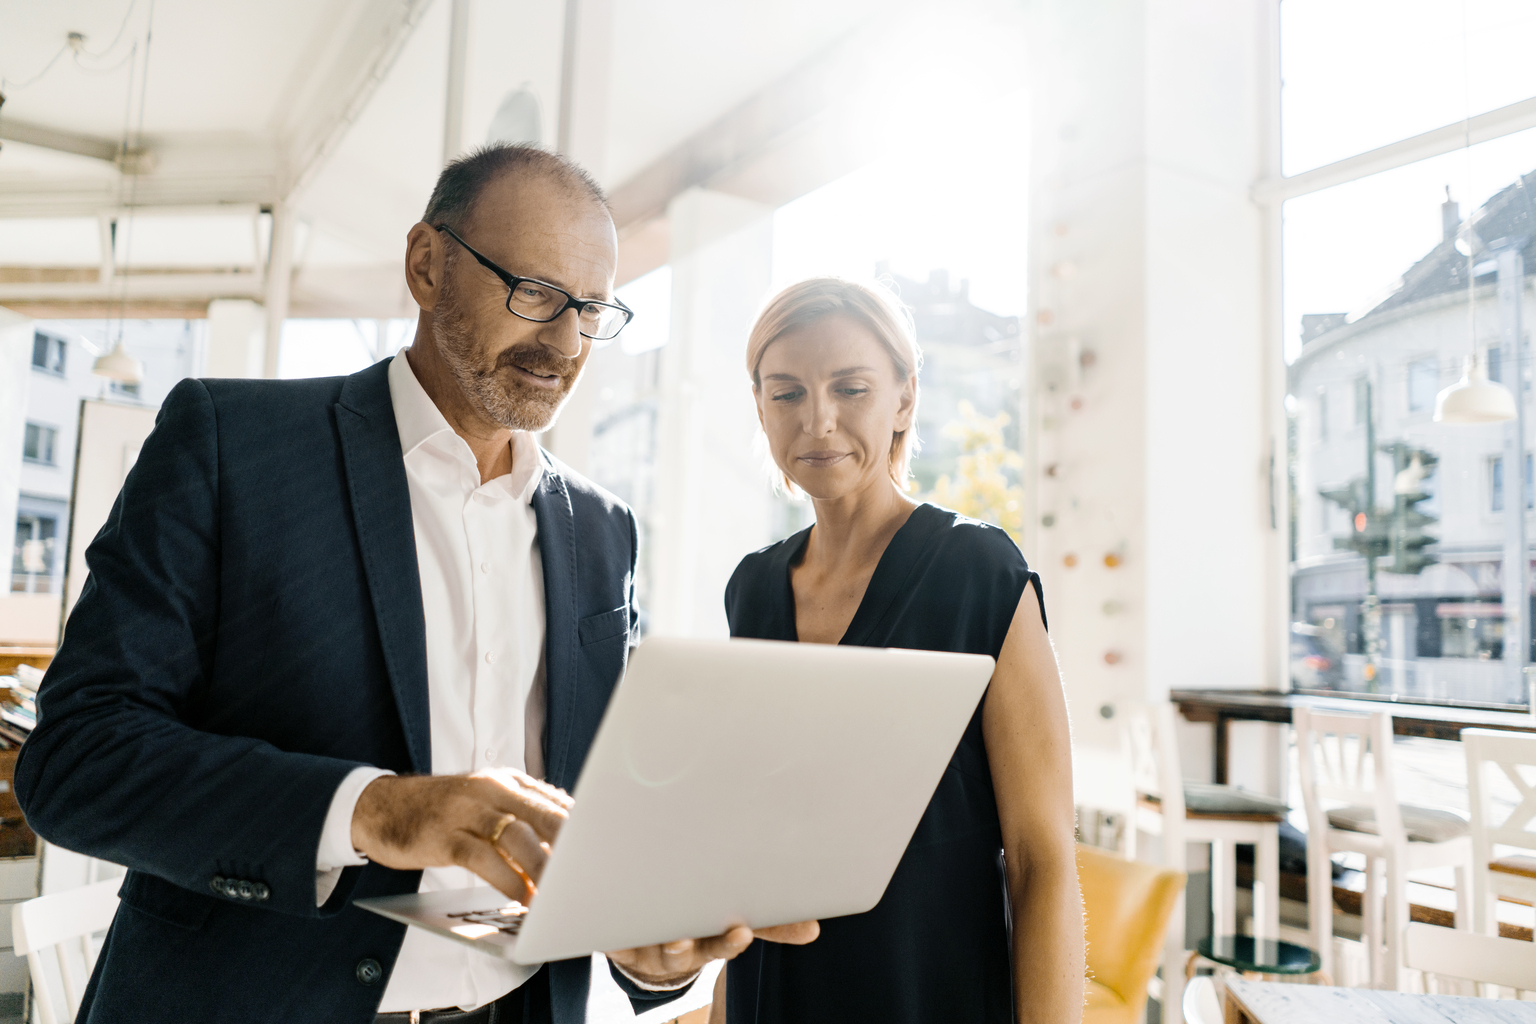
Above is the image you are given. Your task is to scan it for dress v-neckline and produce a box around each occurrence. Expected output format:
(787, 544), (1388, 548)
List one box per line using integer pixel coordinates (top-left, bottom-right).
(779, 503), (945, 646)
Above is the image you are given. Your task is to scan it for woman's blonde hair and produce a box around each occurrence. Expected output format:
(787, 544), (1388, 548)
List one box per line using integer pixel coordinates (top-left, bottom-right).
(746, 277), (923, 492)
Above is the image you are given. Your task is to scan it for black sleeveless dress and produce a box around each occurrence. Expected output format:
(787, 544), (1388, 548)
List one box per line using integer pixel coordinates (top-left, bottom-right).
(722, 503), (1046, 1024)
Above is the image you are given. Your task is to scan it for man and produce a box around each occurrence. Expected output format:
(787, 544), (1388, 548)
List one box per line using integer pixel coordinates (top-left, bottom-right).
(16, 145), (809, 1024)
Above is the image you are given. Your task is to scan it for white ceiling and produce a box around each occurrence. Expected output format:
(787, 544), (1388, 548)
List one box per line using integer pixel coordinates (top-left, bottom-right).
(0, 0), (895, 313)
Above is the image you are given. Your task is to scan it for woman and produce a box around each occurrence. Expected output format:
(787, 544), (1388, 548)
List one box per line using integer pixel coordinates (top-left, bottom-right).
(716, 278), (1083, 1024)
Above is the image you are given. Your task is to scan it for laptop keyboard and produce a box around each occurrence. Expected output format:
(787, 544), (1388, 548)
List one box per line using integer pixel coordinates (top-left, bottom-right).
(447, 904), (528, 936)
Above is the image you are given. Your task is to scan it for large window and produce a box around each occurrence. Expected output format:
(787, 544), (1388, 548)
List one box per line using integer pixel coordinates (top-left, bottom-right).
(1283, 6), (1536, 707)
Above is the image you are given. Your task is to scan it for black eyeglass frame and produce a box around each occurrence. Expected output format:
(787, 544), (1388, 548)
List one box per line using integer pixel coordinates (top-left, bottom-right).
(435, 223), (634, 340)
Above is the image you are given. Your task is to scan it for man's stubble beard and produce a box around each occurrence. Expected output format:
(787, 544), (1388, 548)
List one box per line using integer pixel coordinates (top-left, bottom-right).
(431, 265), (581, 433)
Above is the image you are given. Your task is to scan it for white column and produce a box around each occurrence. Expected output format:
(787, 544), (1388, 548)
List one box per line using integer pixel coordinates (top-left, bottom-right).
(0, 306), (33, 577)
(443, 0), (471, 164)
(206, 299), (267, 379)
(1029, 0), (1271, 753)
(542, 0), (614, 473)
(648, 188), (775, 638)
(262, 201), (295, 380)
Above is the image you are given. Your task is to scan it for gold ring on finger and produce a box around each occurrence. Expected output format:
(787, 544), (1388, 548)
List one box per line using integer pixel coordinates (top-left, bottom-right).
(488, 813), (517, 848)
(495, 845), (538, 899)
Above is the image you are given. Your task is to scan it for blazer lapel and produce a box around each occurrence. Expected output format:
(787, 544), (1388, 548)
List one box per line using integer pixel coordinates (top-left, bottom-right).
(335, 361), (432, 774)
(531, 453), (579, 788)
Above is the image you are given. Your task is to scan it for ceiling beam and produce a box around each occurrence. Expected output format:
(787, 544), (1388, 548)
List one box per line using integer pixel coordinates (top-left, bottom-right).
(607, 25), (883, 233)
(278, 0), (437, 195)
(0, 120), (118, 163)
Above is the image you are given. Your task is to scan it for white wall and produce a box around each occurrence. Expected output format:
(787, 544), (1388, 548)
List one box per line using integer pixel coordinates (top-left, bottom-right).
(648, 188), (777, 637)
(1028, 0), (1274, 762)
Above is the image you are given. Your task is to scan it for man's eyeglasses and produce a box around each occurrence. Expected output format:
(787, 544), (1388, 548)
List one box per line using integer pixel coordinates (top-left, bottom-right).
(436, 224), (633, 341)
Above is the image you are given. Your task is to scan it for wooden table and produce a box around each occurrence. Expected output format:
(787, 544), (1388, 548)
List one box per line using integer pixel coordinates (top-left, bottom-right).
(1172, 689), (1536, 784)
(1224, 977), (1536, 1023)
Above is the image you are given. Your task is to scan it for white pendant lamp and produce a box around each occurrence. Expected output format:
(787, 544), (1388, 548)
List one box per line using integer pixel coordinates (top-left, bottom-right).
(1434, 349), (1515, 423)
(93, 338), (144, 385)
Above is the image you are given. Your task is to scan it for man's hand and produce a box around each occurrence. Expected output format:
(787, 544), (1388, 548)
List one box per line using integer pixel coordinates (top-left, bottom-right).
(607, 921), (820, 989)
(351, 769), (572, 901)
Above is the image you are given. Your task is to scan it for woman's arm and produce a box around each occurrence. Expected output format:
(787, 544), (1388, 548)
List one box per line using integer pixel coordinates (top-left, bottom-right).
(984, 581), (1084, 1023)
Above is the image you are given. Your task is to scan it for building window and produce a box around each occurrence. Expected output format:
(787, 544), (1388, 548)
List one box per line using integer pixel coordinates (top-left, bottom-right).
(1488, 346), (1503, 384)
(110, 380), (141, 399)
(1353, 376), (1369, 426)
(1407, 356), (1439, 412)
(11, 515), (57, 594)
(1489, 454), (1534, 513)
(30, 331), (66, 376)
(1316, 387), (1328, 442)
(22, 423), (57, 465)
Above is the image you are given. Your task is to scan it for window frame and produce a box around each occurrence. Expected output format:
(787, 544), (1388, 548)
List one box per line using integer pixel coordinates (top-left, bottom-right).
(1263, 0), (1536, 704)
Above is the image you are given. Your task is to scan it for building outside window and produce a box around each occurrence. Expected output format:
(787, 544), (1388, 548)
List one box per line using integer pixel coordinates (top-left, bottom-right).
(22, 423), (56, 465)
(1283, 0), (1536, 707)
(1407, 356), (1439, 413)
(30, 331), (65, 375)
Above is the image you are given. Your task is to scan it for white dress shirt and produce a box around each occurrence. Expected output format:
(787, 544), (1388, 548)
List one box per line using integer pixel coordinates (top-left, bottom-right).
(315, 350), (548, 1012)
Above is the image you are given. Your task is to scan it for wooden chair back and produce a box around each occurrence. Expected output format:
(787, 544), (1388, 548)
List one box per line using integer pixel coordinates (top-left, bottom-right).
(1293, 707), (1403, 842)
(1403, 921), (1536, 994)
(1123, 701), (1186, 855)
(1463, 728), (1536, 865)
(11, 876), (122, 1024)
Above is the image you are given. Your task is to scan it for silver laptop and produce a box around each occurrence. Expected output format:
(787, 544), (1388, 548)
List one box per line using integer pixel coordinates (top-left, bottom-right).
(356, 636), (994, 965)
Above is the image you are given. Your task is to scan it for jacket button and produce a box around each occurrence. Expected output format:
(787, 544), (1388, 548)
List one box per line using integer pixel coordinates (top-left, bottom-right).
(356, 958), (383, 986)
(236, 881), (254, 900)
(209, 876), (225, 895)
(253, 883), (270, 901)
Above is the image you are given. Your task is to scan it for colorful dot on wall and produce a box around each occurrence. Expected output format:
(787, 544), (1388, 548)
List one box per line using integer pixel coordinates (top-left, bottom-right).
(1069, 396), (1084, 411)
(1079, 349), (1098, 369)
(1045, 463), (1060, 478)
(1101, 600), (1124, 616)
(1104, 552), (1123, 568)
(1053, 222), (1069, 238)
(1041, 513), (1056, 528)
(1103, 650), (1123, 665)
(1036, 309), (1056, 326)
(1063, 553), (1078, 568)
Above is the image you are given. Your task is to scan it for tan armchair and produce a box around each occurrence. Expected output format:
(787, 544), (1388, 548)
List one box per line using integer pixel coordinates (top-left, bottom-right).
(1079, 843), (1186, 1024)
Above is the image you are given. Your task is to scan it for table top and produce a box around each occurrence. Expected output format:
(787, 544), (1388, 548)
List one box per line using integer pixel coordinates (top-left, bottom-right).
(1224, 977), (1536, 1023)
(1198, 935), (1321, 975)
(1172, 689), (1536, 741)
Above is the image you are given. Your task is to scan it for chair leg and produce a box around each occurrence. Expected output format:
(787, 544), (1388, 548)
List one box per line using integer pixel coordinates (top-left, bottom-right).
(1453, 863), (1470, 932)
(1256, 827), (1279, 942)
(1363, 856), (1380, 988)
(1163, 889), (1187, 1024)
(1307, 839), (1334, 982)
(1384, 853), (1406, 991)
(1212, 839), (1236, 938)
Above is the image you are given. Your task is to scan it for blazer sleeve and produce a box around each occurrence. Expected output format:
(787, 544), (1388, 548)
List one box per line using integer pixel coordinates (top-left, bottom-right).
(14, 378), (366, 919)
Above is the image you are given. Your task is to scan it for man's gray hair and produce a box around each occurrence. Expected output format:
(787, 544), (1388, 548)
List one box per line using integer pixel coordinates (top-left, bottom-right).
(422, 143), (609, 229)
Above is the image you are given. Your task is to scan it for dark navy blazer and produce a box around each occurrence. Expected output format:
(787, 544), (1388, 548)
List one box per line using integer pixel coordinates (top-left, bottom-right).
(14, 359), (671, 1023)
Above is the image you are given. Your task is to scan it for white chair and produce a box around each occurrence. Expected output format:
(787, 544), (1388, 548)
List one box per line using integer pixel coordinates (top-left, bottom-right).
(1294, 707), (1473, 990)
(1463, 728), (1536, 936)
(1124, 702), (1282, 1024)
(11, 876), (123, 1024)
(1403, 921), (1536, 996)
(1179, 975), (1222, 1024)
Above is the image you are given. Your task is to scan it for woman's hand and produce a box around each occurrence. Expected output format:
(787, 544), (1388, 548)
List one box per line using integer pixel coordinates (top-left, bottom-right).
(607, 920), (820, 989)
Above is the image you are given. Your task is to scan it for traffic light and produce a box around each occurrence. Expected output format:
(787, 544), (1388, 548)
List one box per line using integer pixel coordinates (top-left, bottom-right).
(1383, 443), (1438, 576)
(1318, 443), (1438, 575)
